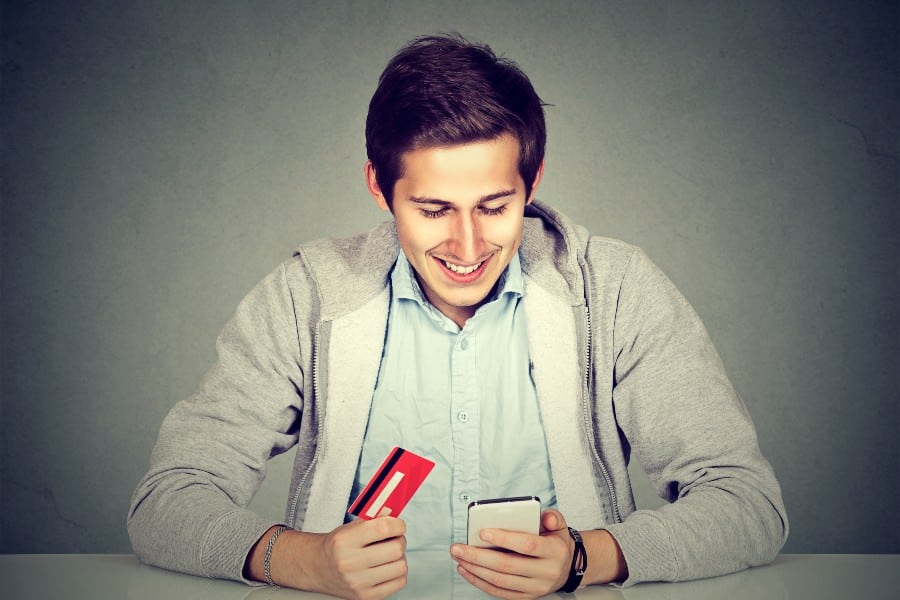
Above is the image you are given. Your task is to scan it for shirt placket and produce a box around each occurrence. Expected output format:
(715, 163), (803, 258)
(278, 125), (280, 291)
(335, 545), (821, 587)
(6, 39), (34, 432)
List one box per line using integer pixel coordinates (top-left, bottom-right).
(450, 330), (479, 544)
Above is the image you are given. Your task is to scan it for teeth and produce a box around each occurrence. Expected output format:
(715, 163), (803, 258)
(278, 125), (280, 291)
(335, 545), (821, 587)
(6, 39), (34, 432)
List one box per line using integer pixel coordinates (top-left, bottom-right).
(443, 260), (483, 275)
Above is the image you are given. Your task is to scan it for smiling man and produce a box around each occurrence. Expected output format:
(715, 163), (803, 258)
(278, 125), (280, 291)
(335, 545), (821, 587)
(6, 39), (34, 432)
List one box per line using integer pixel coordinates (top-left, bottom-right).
(129, 35), (788, 600)
(367, 134), (538, 328)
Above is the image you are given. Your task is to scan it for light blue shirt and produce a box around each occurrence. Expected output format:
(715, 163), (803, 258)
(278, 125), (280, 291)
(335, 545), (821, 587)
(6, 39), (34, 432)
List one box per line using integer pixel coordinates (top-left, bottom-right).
(351, 251), (557, 550)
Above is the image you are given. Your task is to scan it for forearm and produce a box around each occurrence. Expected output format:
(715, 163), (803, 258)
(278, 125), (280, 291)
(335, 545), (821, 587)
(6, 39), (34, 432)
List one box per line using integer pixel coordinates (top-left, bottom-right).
(603, 483), (787, 584)
(128, 475), (275, 580)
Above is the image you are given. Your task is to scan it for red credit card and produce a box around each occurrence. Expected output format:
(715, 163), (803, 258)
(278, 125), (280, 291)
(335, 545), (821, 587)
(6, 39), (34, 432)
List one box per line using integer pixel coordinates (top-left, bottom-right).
(348, 447), (435, 520)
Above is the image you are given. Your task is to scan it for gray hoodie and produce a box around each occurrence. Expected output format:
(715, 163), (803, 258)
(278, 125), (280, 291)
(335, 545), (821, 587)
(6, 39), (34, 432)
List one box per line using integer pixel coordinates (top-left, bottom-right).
(128, 200), (787, 587)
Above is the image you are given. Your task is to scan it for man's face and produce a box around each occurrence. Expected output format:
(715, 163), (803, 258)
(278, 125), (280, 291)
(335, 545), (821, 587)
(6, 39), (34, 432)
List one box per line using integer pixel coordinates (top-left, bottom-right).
(366, 134), (543, 327)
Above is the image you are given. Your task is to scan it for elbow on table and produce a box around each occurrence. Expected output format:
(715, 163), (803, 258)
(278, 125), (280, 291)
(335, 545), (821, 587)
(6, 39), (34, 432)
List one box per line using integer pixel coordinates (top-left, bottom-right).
(125, 486), (171, 569)
(748, 495), (790, 568)
(126, 497), (154, 565)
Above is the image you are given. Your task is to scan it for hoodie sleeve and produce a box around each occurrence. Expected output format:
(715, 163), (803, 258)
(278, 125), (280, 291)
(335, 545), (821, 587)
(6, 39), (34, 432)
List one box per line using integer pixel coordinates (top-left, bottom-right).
(127, 261), (306, 582)
(601, 248), (788, 585)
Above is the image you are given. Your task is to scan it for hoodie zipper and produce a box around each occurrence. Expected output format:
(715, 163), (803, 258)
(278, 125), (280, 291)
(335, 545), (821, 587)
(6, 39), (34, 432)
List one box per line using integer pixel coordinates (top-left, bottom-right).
(288, 322), (325, 527)
(580, 260), (623, 524)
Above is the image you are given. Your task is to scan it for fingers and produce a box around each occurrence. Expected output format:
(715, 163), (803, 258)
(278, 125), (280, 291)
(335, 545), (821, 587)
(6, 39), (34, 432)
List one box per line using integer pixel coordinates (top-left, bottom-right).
(540, 508), (567, 534)
(316, 519), (408, 599)
(343, 553), (408, 590)
(466, 526), (564, 559)
(451, 523), (573, 598)
(451, 543), (559, 579)
(324, 554), (407, 600)
(367, 571), (409, 600)
(328, 527), (406, 571)
(346, 514), (406, 548)
(456, 562), (545, 599)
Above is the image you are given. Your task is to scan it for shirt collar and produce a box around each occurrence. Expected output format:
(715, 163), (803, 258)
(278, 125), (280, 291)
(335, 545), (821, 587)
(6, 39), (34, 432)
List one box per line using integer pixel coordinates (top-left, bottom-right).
(391, 251), (524, 311)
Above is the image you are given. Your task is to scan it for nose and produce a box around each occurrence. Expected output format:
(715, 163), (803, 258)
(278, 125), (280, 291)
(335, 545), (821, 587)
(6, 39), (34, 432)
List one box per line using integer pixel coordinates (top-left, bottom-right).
(447, 211), (483, 262)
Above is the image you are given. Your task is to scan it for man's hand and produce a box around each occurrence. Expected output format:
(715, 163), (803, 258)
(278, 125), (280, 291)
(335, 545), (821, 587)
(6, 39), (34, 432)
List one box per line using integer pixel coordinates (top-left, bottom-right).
(450, 509), (629, 598)
(449, 509), (572, 599)
(246, 512), (407, 600)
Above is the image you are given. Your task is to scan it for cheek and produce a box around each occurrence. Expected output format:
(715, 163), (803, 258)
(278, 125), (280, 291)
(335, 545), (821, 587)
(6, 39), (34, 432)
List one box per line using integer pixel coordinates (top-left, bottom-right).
(483, 218), (524, 247)
(397, 220), (440, 255)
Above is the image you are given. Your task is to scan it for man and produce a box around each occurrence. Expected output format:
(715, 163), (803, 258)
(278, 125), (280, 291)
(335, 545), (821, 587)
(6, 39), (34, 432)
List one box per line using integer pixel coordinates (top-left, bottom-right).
(128, 34), (788, 599)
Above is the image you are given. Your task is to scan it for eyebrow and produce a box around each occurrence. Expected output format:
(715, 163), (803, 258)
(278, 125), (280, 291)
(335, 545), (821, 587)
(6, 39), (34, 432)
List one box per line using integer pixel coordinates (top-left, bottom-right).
(408, 189), (517, 206)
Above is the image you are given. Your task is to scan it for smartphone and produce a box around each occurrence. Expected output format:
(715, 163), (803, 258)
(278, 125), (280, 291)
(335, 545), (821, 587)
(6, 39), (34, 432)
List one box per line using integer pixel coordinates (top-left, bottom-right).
(466, 496), (541, 548)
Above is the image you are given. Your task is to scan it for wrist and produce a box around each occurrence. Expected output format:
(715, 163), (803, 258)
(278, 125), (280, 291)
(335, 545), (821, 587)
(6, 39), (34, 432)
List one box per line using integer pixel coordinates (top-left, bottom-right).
(581, 529), (628, 585)
(264, 526), (291, 584)
(558, 527), (586, 593)
(245, 526), (325, 590)
(245, 525), (283, 583)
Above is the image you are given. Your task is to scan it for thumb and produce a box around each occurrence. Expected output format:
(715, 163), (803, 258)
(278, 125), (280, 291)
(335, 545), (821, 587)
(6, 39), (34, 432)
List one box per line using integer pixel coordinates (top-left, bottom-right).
(347, 506), (391, 526)
(541, 509), (568, 533)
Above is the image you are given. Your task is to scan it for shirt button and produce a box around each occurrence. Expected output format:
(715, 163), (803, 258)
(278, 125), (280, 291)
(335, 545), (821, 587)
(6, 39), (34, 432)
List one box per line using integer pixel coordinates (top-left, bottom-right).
(460, 339), (469, 350)
(459, 493), (471, 503)
(457, 411), (470, 423)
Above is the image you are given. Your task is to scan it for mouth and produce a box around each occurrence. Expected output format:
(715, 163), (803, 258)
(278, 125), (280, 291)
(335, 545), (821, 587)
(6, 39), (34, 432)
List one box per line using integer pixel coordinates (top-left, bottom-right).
(434, 255), (492, 283)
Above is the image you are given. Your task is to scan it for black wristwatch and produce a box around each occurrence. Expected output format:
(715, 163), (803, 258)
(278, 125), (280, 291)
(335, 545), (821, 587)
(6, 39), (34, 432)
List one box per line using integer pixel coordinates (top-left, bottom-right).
(558, 527), (587, 593)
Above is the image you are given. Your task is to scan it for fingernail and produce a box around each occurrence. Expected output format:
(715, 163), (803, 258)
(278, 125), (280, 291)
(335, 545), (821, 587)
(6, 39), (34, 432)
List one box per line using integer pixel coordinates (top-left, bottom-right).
(481, 531), (493, 542)
(451, 545), (463, 558)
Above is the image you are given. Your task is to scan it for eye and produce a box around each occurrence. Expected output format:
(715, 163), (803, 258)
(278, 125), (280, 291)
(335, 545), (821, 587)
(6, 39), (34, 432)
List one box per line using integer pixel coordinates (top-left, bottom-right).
(421, 207), (450, 219)
(480, 205), (507, 216)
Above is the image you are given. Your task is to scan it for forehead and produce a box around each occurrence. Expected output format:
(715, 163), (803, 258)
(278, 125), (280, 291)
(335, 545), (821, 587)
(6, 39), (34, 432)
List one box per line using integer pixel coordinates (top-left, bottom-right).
(397, 135), (522, 193)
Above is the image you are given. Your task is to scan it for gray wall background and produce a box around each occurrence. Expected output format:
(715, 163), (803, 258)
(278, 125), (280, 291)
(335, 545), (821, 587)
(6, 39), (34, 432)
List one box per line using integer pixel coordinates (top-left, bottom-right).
(2, 1), (897, 555)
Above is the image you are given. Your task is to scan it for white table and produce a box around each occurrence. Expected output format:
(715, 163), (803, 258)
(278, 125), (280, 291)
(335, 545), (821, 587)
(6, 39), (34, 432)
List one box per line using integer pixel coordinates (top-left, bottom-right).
(2, 553), (898, 599)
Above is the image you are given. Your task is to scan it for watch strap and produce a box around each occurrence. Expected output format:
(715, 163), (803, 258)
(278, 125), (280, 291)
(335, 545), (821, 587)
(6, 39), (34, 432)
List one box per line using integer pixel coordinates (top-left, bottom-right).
(559, 526), (586, 593)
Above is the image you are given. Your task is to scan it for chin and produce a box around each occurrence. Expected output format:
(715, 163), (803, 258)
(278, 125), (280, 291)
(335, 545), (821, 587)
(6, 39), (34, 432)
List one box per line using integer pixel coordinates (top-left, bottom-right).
(452, 290), (492, 309)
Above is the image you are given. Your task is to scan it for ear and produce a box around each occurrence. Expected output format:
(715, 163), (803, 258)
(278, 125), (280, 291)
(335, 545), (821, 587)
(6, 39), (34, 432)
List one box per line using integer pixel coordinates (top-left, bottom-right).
(365, 161), (391, 212)
(525, 161), (545, 206)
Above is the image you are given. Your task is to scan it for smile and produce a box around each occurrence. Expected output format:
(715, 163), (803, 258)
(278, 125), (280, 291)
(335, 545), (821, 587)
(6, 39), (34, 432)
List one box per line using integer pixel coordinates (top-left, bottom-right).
(433, 255), (493, 283)
(443, 259), (484, 274)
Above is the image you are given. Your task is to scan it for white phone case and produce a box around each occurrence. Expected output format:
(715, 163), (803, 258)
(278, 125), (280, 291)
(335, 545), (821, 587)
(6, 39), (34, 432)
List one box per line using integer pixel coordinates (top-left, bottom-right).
(466, 496), (541, 548)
